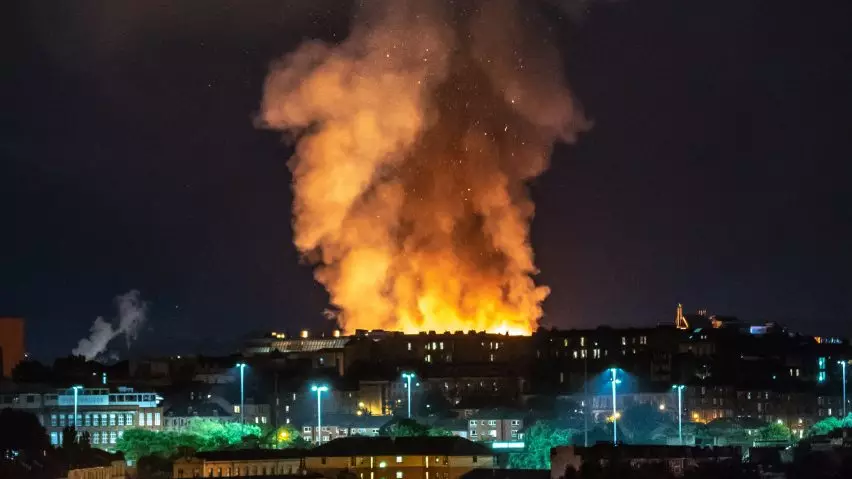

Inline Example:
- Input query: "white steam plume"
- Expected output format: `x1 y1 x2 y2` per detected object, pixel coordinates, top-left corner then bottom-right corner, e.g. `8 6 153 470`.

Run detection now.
72 290 148 360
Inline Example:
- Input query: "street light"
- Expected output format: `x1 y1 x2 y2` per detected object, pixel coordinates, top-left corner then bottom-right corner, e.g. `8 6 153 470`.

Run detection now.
401 372 415 418
311 385 329 444
71 385 83 429
839 360 848 417
236 362 247 424
609 368 621 445
672 385 686 445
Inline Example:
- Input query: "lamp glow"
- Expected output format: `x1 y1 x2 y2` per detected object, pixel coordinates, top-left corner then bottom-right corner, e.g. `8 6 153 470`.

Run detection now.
402 372 415 418
311 384 330 444
672 385 685 445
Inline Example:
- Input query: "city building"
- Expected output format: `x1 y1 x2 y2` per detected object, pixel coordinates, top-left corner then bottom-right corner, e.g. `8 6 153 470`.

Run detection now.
299 413 388 443
172 449 307 478
0 317 25 378
464 409 525 443
0 386 163 449
305 436 495 479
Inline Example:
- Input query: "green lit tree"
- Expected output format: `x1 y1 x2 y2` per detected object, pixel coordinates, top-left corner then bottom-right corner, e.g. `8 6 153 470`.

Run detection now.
808 416 842 437
508 420 575 470
756 423 792 442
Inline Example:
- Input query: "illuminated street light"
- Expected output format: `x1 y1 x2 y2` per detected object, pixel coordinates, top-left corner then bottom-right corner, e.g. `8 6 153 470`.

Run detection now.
839 360 848 417
402 372 415 418
672 385 686 445
71 385 83 429
236 362 247 424
311 384 330 444
609 368 621 445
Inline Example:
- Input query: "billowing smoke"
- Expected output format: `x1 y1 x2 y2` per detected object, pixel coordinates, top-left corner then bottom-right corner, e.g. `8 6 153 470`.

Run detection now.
259 0 589 334
72 290 148 360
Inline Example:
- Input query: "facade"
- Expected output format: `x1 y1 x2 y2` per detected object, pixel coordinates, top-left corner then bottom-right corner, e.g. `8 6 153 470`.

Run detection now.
0 317 25 377
464 409 524 443
67 461 127 479
173 449 305 478
0 386 163 449
300 413 389 443
305 436 495 479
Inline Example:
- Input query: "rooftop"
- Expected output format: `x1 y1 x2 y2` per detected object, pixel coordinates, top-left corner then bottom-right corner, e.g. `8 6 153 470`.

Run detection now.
193 449 307 461
310 436 492 457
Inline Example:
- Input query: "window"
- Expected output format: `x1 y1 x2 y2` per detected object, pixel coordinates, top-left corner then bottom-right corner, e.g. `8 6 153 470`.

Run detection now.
472 456 478 463
470 430 477 436
50 432 59 445
118 414 125 426
110 431 117 444
818 371 827 383
59 415 66 427
92 414 99 426
51 414 57 427
818 357 826 370
155 412 161 426
488 420 496 426
147 413 153 426
126 413 133 425
303 426 312 433
92 432 100 445
109 414 116 426
469 420 476 426
138 413 144 426
511 420 520 425
407 342 412 351
396 472 404 479
396 456 403 464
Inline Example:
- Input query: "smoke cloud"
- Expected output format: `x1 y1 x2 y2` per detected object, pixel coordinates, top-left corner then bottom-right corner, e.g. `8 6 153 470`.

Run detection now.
72 290 148 360
259 0 589 334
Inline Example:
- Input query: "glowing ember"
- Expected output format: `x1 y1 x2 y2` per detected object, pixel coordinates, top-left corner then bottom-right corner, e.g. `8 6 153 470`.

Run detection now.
259 0 589 335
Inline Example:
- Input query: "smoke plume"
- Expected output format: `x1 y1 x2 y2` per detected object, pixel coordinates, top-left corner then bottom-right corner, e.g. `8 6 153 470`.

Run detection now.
72 290 148 360
259 0 589 334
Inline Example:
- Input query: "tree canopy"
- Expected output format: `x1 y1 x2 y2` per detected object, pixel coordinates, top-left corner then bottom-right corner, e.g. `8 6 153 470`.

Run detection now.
756 423 791 442
116 419 262 461
508 420 575 470
808 414 852 437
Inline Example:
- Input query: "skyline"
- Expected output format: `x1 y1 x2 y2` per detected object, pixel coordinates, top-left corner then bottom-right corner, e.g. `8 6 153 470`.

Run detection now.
4 0 851 360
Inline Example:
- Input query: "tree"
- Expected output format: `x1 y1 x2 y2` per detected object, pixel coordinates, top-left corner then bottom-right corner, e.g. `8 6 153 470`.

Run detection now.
619 403 673 444
116 419 262 461
508 420 575 470
756 423 791 442
0 408 49 457
379 418 430 437
809 416 842 436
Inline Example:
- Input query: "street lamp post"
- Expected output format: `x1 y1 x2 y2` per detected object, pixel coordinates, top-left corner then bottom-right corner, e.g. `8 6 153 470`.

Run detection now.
236 362 247 424
839 360 848 417
311 385 329 444
672 385 685 445
609 368 621 445
71 385 83 429
402 372 415 418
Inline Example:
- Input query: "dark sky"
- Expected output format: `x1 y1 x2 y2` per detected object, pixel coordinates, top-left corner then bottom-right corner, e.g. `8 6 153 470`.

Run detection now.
3 0 851 360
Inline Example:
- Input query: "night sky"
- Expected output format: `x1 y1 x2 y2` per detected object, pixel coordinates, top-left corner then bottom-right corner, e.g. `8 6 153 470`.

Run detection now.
3 0 851 360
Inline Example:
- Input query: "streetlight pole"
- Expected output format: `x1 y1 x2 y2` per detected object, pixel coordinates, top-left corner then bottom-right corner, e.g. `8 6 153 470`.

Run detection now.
402 372 415 418
72 385 83 429
311 385 329 444
839 360 848 417
609 368 621 445
583 355 588 447
672 385 685 445
236 363 247 424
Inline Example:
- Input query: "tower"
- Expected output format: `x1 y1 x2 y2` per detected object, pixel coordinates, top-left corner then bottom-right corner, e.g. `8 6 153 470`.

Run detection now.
675 304 689 330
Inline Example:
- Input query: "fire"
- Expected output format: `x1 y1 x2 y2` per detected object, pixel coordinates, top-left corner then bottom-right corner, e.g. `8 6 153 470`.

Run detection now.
259 0 588 335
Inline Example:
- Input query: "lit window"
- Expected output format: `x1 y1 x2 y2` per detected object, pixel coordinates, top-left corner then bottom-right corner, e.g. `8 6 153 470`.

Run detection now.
138 414 144 426
91 432 99 445
50 432 59 445
109 431 117 444
118 414 124 426
146 413 153 426
155 412 161 426
580 337 585 347
233 405 241 414
396 456 403 463
407 342 412 351
51 414 57 427
396 472 403 479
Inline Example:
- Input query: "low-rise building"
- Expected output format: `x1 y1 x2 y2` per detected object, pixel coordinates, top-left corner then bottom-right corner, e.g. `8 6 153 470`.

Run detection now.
305 436 494 479
465 409 524 443
172 449 306 478
0 386 163 450
300 414 389 443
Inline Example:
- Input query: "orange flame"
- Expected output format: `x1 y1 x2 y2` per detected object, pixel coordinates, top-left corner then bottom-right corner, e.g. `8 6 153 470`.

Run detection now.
260 0 588 335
